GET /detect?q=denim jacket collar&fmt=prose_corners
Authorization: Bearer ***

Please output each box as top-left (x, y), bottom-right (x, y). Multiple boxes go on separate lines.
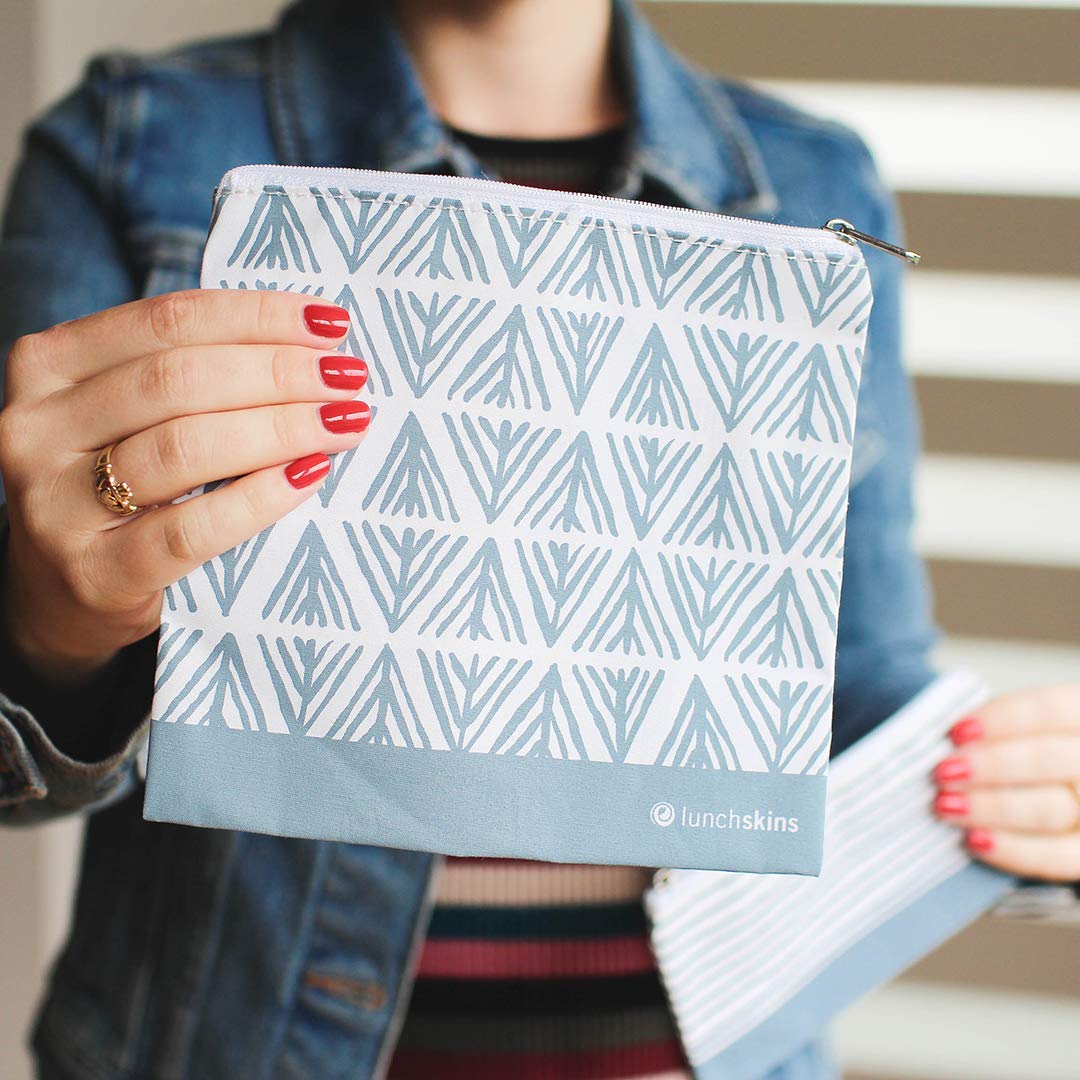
top-left (267, 0), bottom-right (777, 215)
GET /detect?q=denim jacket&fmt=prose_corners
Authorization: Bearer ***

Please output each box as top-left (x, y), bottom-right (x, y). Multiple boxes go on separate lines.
top-left (0, 2), bottom-right (939, 1076)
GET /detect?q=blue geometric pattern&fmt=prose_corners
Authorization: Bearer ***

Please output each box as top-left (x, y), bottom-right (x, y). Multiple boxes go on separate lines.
top-left (363, 411), bottom-right (460, 522)
top-left (201, 525), bottom-right (273, 616)
top-left (262, 521), bottom-right (360, 632)
top-left (660, 555), bottom-right (769, 662)
top-left (332, 287), bottom-right (395, 396)
top-left (318, 643), bottom-right (428, 746)
top-left (657, 676), bottom-right (741, 769)
top-left (608, 433), bottom-right (702, 541)
top-left (538, 217), bottom-right (640, 306)
top-left (226, 185), bottom-right (319, 273)
top-left (378, 288), bottom-right (493, 397)
top-left (536, 307), bottom-right (623, 415)
top-left (259, 635), bottom-right (363, 735)
top-left (379, 197), bottom-right (489, 283)
top-left (610, 324), bottom-right (698, 430)
top-left (447, 305), bottom-right (551, 410)
top-left (632, 227), bottom-right (714, 310)
top-left (664, 443), bottom-right (768, 552)
top-left (574, 664), bottom-right (665, 763)
top-left (488, 664), bottom-right (588, 760)
top-left (155, 175), bottom-right (873, 780)
top-left (345, 521), bottom-right (468, 632)
top-left (444, 413), bottom-right (560, 524)
top-left (515, 430), bottom-right (618, 536)
top-left (156, 630), bottom-right (268, 732)
top-left (419, 649), bottom-right (533, 751)
top-left (419, 538), bottom-right (526, 645)
top-left (683, 326), bottom-right (799, 433)
top-left (725, 673), bottom-right (832, 774)
top-left (574, 550), bottom-right (681, 660)
top-left (485, 205), bottom-right (566, 288)
top-left (517, 539), bottom-right (612, 647)
top-left (313, 188), bottom-right (413, 273)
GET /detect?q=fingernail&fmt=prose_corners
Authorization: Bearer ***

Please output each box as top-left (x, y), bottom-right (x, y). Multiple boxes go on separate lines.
top-left (304, 303), bottom-right (350, 338)
top-left (966, 828), bottom-right (995, 854)
top-left (934, 792), bottom-right (970, 817)
top-left (949, 716), bottom-right (984, 746)
top-left (320, 400), bottom-right (371, 434)
top-left (319, 355), bottom-right (368, 390)
top-left (934, 756), bottom-right (973, 784)
top-left (285, 453), bottom-right (331, 489)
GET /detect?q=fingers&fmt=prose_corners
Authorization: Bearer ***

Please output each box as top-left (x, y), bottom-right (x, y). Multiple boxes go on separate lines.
top-left (935, 734), bottom-right (1080, 789)
top-left (948, 685), bottom-right (1080, 744)
top-left (934, 784), bottom-right (1080, 834)
top-left (71, 400), bottom-right (371, 514)
top-left (44, 344), bottom-right (368, 450)
top-left (24, 290), bottom-right (350, 385)
top-left (104, 455), bottom-right (333, 597)
top-left (960, 828), bottom-right (1080, 883)
top-left (932, 689), bottom-right (1080, 881)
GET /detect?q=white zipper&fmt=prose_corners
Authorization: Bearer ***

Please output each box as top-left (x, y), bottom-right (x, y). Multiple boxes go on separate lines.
top-left (217, 164), bottom-right (919, 263)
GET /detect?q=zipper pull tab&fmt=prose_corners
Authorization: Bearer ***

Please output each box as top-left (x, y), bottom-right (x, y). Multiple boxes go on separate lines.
top-left (651, 868), bottom-right (673, 890)
top-left (823, 218), bottom-right (922, 264)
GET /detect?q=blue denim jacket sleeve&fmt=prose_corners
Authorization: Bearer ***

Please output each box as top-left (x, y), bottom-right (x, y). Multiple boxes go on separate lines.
top-left (0, 57), bottom-right (148, 823)
top-left (830, 139), bottom-right (939, 755)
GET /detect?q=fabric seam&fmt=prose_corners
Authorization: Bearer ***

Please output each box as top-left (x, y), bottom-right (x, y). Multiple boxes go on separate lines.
top-left (215, 187), bottom-right (862, 269)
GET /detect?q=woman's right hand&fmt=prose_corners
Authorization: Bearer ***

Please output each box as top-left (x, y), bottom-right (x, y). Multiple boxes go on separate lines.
top-left (0, 289), bottom-right (371, 681)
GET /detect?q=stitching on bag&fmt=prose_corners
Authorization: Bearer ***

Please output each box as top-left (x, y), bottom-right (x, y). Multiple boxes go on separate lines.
top-left (219, 186), bottom-right (862, 268)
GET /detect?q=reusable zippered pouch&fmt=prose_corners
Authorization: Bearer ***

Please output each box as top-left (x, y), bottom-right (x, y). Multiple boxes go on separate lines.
top-left (642, 669), bottom-right (1015, 1078)
top-left (144, 164), bottom-right (880, 873)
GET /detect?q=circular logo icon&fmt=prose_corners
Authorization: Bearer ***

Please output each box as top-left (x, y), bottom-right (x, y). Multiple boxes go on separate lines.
top-left (650, 801), bottom-right (676, 827)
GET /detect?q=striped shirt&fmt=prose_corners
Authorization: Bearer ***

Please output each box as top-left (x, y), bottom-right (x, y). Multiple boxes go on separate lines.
top-left (386, 858), bottom-right (691, 1079)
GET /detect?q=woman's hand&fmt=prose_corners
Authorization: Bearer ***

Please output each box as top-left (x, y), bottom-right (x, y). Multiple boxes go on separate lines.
top-left (933, 685), bottom-right (1080, 882)
top-left (0, 289), bottom-right (370, 680)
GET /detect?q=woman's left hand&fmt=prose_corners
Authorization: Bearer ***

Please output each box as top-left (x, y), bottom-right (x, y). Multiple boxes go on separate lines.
top-left (932, 685), bottom-right (1080, 882)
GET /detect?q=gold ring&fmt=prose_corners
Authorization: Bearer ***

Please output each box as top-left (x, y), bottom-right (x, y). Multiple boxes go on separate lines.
top-left (94, 443), bottom-right (141, 517)
top-left (1070, 781), bottom-right (1080, 827)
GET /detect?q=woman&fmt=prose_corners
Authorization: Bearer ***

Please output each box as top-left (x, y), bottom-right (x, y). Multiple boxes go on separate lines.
top-left (1, 1), bottom-right (1077, 1077)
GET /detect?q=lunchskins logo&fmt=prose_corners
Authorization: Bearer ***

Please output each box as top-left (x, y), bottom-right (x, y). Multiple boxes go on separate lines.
top-left (649, 801), bottom-right (799, 833)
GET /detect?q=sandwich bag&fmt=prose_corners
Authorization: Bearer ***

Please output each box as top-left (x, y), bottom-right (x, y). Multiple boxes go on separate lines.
top-left (144, 165), bottom-right (876, 873)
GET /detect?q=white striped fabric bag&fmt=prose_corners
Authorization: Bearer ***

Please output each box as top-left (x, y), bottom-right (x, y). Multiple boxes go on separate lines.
top-left (644, 669), bottom-right (1016, 1078)
top-left (145, 164), bottom-right (885, 873)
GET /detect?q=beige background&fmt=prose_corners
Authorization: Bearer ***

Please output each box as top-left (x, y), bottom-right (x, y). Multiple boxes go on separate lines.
top-left (1, 2), bottom-right (1077, 1078)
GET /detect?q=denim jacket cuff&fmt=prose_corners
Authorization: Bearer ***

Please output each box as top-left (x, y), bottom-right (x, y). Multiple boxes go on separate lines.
top-left (0, 688), bottom-right (148, 818)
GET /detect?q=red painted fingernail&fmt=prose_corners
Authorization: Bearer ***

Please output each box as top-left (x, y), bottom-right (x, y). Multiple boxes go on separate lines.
top-left (949, 717), bottom-right (984, 746)
top-left (285, 453), bottom-right (330, 489)
top-left (320, 400), bottom-right (371, 434)
top-left (304, 303), bottom-right (350, 338)
top-left (934, 792), bottom-right (970, 817)
top-left (934, 756), bottom-right (973, 784)
top-left (966, 828), bottom-right (995, 854)
top-left (319, 355), bottom-right (368, 390)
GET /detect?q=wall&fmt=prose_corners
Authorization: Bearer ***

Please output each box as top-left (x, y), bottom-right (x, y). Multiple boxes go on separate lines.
top-left (1, 2), bottom-right (1077, 1078)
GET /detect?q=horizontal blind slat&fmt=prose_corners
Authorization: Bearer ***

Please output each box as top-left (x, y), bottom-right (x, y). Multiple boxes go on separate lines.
top-left (915, 377), bottom-right (1080, 462)
top-left (754, 81), bottom-right (1080, 197)
top-left (643, 2), bottom-right (1080, 88)
top-left (929, 560), bottom-right (1080, 644)
top-left (905, 273), bottom-right (1080, 384)
top-left (897, 193), bottom-right (1080, 275)
top-left (915, 455), bottom-right (1080, 568)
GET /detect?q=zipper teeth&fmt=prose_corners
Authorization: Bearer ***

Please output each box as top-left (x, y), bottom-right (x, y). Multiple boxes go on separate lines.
top-left (219, 164), bottom-right (855, 256)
